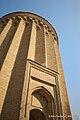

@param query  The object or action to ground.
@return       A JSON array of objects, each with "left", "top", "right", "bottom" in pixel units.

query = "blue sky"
[{"left": 0, "top": 0, "right": 80, "bottom": 117}]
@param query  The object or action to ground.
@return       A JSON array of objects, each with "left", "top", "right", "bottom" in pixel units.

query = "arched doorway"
[
  {"left": 29, "top": 109, "right": 46, "bottom": 120},
  {"left": 30, "top": 86, "right": 54, "bottom": 120}
]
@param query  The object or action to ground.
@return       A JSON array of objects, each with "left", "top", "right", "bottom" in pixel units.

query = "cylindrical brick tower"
[{"left": 0, "top": 12, "right": 72, "bottom": 120}]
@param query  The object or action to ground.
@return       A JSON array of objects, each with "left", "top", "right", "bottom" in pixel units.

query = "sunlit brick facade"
[{"left": 0, "top": 12, "right": 72, "bottom": 120}]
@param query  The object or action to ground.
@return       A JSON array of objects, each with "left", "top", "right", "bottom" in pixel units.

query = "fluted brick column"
[
  {"left": 54, "top": 40, "right": 72, "bottom": 120},
  {"left": 0, "top": 19, "right": 12, "bottom": 46},
  {"left": 45, "top": 31, "right": 57, "bottom": 71},
  {"left": 27, "top": 20, "right": 36, "bottom": 60},
  {"left": 19, "top": 20, "right": 37, "bottom": 120},
  {"left": 35, "top": 25, "right": 45, "bottom": 65},
  {"left": 0, "top": 19, "right": 19, "bottom": 70},
  {"left": 0, "top": 21, "right": 6, "bottom": 34},
  {"left": 0, "top": 18, "right": 25, "bottom": 115}
]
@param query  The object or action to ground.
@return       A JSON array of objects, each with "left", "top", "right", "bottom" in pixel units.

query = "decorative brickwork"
[{"left": 0, "top": 12, "right": 72, "bottom": 120}]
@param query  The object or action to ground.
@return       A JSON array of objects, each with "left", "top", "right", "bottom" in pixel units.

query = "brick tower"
[{"left": 0, "top": 12, "right": 72, "bottom": 120}]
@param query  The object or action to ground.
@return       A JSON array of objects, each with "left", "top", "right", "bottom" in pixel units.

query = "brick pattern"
[
  {"left": 0, "top": 20, "right": 19, "bottom": 70},
  {"left": 35, "top": 26, "right": 45, "bottom": 65},
  {"left": 45, "top": 33, "right": 57, "bottom": 72},
  {"left": 54, "top": 40, "right": 72, "bottom": 120},
  {"left": 0, "top": 19, "right": 25, "bottom": 120},
  {"left": 0, "top": 12, "right": 72, "bottom": 120},
  {"left": 0, "top": 19, "right": 12, "bottom": 46}
]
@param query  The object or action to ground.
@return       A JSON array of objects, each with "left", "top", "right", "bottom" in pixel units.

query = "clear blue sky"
[{"left": 0, "top": 0, "right": 80, "bottom": 117}]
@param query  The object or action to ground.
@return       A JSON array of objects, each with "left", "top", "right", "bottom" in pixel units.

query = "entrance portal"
[{"left": 29, "top": 109, "right": 46, "bottom": 120}]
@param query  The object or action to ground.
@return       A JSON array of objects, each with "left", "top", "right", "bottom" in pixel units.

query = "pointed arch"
[
  {"left": 31, "top": 86, "right": 54, "bottom": 120},
  {"left": 31, "top": 86, "right": 53, "bottom": 101}
]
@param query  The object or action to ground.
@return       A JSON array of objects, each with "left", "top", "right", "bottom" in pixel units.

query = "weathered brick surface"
[
  {"left": 0, "top": 21, "right": 6, "bottom": 34},
  {"left": 0, "top": 21, "right": 19, "bottom": 70},
  {"left": 0, "top": 19, "right": 25, "bottom": 119},
  {"left": 0, "top": 12, "right": 72, "bottom": 120},
  {"left": 45, "top": 33, "right": 57, "bottom": 71},
  {"left": 35, "top": 26, "right": 45, "bottom": 65},
  {"left": 0, "top": 19, "right": 12, "bottom": 46},
  {"left": 54, "top": 40, "right": 72, "bottom": 120}
]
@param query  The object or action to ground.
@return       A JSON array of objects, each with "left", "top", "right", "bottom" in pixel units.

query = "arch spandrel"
[{"left": 31, "top": 86, "right": 54, "bottom": 101}]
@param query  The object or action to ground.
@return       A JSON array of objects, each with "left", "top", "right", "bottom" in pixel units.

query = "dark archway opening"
[{"left": 29, "top": 109, "right": 46, "bottom": 120}]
